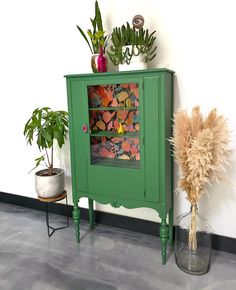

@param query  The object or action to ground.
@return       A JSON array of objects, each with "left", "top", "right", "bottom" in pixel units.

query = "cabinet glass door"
[{"left": 88, "top": 83, "right": 140, "bottom": 169}]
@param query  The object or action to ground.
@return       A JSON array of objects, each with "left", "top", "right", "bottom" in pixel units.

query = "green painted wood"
[
  {"left": 91, "top": 158, "right": 140, "bottom": 169},
  {"left": 88, "top": 199, "right": 94, "bottom": 229},
  {"left": 65, "top": 68, "right": 174, "bottom": 79},
  {"left": 88, "top": 165, "right": 144, "bottom": 200},
  {"left": 160, "top": 218, "right": 169, "bottom": 265},
  {"left": 77, "top": 191, "right": 167, "bottom": 212},
  {"left": 66, "top": 80, "right": 88, "bottom": 196},
  {"left": 87, "top": 76, "right": 145, "bottom": 201},
  {"left": 143, "top": 72, "right": 173, "bottom": 218},
  {"left": 167, "top": 71, "right": 174, "bottom": 247},
  {"left": 65, "top": 68, "right": 174, "bottom": 264},
  {"left": 162, "top": 72, "right": 173, "bottom": 214},
  {"left": 144, "top": 76, "right": 162, "bottom": 204},
  {"left": 72, "top": 204, "right": 80, "bottom": 242}
]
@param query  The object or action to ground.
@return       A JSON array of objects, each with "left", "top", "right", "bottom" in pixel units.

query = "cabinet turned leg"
[
  {"left": 160, "top": 218, "right": 169, "bottom": 265},
  {"left": 168, "top": 207, "right": 174, "bottom": 247},
  {"left": 88, "top": 198, "right": 94, "bottom": 229},
  {"left": 72, "top": 204, "right": 80, "bottom": 242}
]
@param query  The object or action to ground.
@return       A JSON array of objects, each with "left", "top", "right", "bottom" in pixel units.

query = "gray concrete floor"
[{"left": 0, "top": 202, "right": 236, "bottom": 290}]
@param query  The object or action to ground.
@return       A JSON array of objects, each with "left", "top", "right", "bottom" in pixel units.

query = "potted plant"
[
  {"left": 76, "top": 0, "right": 108, "bottom": 72},
  {"left": 107, "top": 21, "right": 157, "bottom": 71},
  {"left": 23, "top": 107, "right": 69, "bottom": 198}
]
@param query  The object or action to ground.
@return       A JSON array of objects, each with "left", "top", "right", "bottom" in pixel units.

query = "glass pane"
[
  {"left": 88, "top": 83, "right": 139, "bottom": 108},
  {"left": 88, "top": 82, "right": 140, "bottom": 169},
  {"left": 90, "top": 136, "right": 140, "bottom": 169},
  {"left": 90, "top": 109, "right": 139, "bottom": 133}
]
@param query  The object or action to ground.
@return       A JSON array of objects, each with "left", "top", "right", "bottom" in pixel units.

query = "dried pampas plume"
[{"left": 170, "top": 106, "right": 231, "bottom": 250}]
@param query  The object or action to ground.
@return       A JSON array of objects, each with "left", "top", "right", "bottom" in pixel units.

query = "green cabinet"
[{"left": 65, "top": 69, "right": 174, "bottom": 264}]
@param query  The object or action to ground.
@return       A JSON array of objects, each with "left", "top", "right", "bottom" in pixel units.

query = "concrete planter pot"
[
  {"left": 119, "top": 45, "right": 147, "bottom": 71},
  {"left": 35, "top": 168, "right": 65, "bottom": 198}
]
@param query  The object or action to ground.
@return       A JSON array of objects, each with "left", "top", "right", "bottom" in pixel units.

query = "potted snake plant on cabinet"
[
  {"left": 107, "top": 21, "right": 157, "bottom": 71},
  {"left": 23, "top": 107, "right": 69, "bottom": 198}
]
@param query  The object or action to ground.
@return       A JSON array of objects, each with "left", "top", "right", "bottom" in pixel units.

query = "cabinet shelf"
[
  {"left": 92, "top": 157, "right": 140, "bottom": 169},
  {"left": 89, "top": 107, "right": 139, "bottom": 111},
  {"left": 90, "top": 131, "right": 140, "bottom": 138}
]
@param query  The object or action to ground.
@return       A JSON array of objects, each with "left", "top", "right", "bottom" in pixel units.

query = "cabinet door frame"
[{"left": 83, "top": 76, "right": 146, "bottom": 200}]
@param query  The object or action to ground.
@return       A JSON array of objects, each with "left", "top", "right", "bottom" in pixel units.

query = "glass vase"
[
  {"left": 91, "top": 53, "right": 99, "bottom": 73},
  {"left": 91, "top": 47, "right": 107, "bottom": 73},
  {"left": 175, "top": 205, "right": 212, "bottom": 275},
  {"left": 97, "top": 46, "right": 107, "bottom": 73}
]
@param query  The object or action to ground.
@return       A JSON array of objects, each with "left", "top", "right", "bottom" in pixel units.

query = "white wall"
[{"left": 0, "top": 0, "right": 236, "bottom": 238}]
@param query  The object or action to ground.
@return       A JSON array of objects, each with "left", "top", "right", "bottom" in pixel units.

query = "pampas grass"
[{"left": 171, "top": 106, "right": 230, "bottom": 250}]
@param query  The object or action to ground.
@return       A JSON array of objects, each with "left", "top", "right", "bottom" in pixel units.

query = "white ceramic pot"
[
  {"left": 35, "top": 168, "right": 65, "bottom": 198},
  {"left": 119, "top": 45, "right": 147, "bottom": 71}
]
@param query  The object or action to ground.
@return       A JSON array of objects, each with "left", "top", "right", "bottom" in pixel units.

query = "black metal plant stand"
[{"left": 38, "top": 190, "right": 69, "bottom": 237}]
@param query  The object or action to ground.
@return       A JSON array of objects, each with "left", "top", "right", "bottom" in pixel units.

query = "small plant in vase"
[
  {"left": 24, "top": 107, "right": 69, "bottom": 198},
  {"left": 170, "top": 106, "right": 231, "bottom": 275},
  {"left": 76, "top": 0, "right": 108, "bottom": 72}
]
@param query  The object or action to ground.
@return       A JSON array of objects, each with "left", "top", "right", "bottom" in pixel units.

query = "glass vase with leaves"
[{"left": 76, "top": 0, "right": 108, "bottom": 72}]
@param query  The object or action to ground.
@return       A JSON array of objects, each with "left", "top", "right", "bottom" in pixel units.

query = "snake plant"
[{"left": 77, "top": 0, "right": 108, "bottom": 54}]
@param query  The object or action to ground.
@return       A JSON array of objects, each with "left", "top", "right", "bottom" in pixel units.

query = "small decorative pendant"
[{"left": 118, "top": 123, "right": 124, "bottom": 134}]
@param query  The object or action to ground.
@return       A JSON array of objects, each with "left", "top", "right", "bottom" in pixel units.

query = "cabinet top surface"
[{"left": 64, "top": 68, "right": 174, "bottom": 79}]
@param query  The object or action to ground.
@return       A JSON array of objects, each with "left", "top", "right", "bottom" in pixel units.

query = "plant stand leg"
[
  {"left": 168, "top": 206, "right": 174, "bottom": 247},
  {"left": 44, "top": 195, "right": 70, "bottom": 237},
  {"left": 160, "top": 218, "right": 169, "bottom": 265},
  {"left": 88, "top": 198, "right": 94, "bottom": 229},
  {"left": 45, "top": 203, "right": 54, "bottom": 237},
  {"left": 72, "top": 203, "right": 80, "bottom": 242}
]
